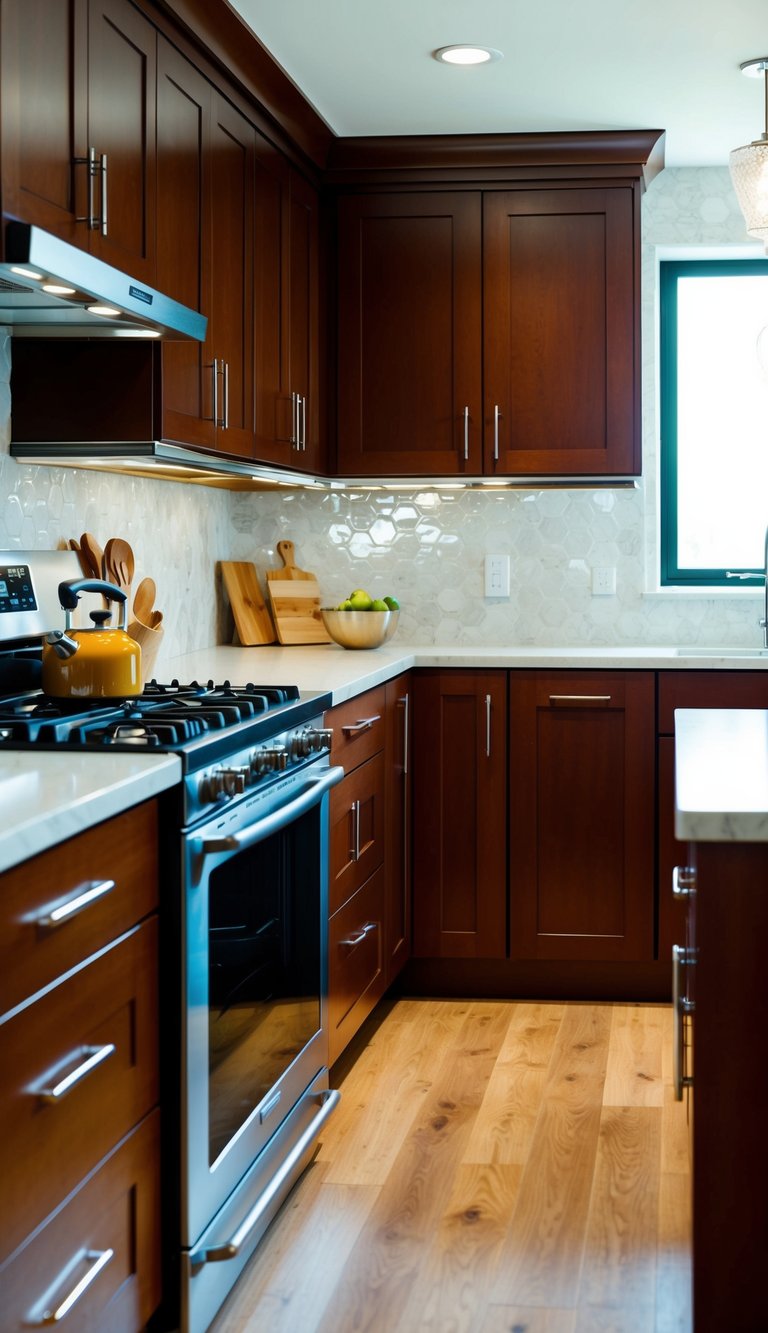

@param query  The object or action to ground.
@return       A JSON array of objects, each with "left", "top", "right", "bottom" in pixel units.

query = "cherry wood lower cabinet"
[
  {"left": 0, "top": 799, "right": 162, "bottom": 1327},
  {"left": 509, "top": 671, "right": 655, "bottom": 962},
  {"left": 412, "top": 671, "right": 507, "bottom": 958},
  {"left": 686, "top": 839, "right": 768, "bottom": 1333}
]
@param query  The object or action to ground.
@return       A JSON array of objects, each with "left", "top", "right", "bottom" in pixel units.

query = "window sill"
[{"left": 643, "top": 587, "right": 763, "bottom": 600}]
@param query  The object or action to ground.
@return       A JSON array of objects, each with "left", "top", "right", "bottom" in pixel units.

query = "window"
[{"left": 659, "top": 259, "right": 768, "bottom": 586}]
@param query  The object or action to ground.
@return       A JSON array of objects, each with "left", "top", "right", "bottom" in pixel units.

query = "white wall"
[{"left": 1, "top": 167, "right": 765, "bottom": 656}]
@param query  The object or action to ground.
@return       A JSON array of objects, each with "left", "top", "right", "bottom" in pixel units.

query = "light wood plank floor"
[{"left": 210, "top": 1000, "right": 691, "bottom": 1333}]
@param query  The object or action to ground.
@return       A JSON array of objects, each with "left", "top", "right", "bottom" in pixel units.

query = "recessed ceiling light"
[
  {"left": 86, "top": 304, "right": 122, "bottom": 317},
  {"left": 433, "top": 45, "right": 503, "bottom": 66},
  {"left": 41, "top": 282, "right": 76, "bottom": 295}
]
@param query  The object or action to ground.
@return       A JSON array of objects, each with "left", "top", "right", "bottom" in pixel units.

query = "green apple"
[
  {"left": 348, "top": 589, "right": 373, "bottom": 611},
  {"left": 371, "top": 598, "right": 389, "bottom": 612},
  {"left": 383, "top": 595, "right": 400, "bottom": 611},
  {"left": 336, "top": 599, "right": 354, "bottom": 610}
]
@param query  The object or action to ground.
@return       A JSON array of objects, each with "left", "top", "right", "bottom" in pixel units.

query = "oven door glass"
[{"left": 207, "top": 805, "right": 321, "bottom": 1166}]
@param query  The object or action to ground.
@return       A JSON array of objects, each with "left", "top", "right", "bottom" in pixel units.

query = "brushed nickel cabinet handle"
[
  {"left": 353, "top": 799, "right": 361, "bottom": 861},
  {"left": 291, "top": 391, "right": 299, "bottom": 447},
  {"left": 36, "top": 1043, "right": 116, "bottom": 1104},
  {"left": 74, "top": 147, "right": 98, "bottom": 228},
  {"left": 31, "top": 1247, "right": 114, "bottom": 1324},
  {"left": 223, "top": 360, "right": 230, "bottom": 430},
  {"left": 400, "top": 693, "right": 409, "bottom": 777},
  {"left": 672, "top": 944, "right": 695, "bottom": 1101},
  {"left": 463, "top": 406, "right": 469, "bottom": 461},
  {"left": 301, "top": 394, "right": 307, "bottom": 451},
  {"left": 493, "top": 404, "right": 500, "bottom": 461},
  {"left": 548, "top": 694, "right": 613, "bottom": 706},
  {"left": 341, "top": 715, "right": 381, "bottom": 736},
  {"left": 672, "top": 865, "right": 697, "bottom": 899},
  {"left": 99, "top": 152, "right": 108, "bottom": 235},
  {"left": 210, "top": 358, "right": 219, "bottom": 426},
  {"left": 485, "top": 693, "right": 492, "bottom": 758},
  {"left": 36, "top": 879, "right": 116, "bottom": 930}
]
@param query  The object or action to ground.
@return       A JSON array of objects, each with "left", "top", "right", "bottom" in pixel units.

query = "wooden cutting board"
[
  {"left": 220, "top": 562, "right": 276, "bottom": 645},
  {"left": 265, "top": 540, "right": 331, "bottom": 644}
]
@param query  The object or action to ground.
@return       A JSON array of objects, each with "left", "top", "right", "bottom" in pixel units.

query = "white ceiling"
[{"left": 229, "top": 0, "right": 767, "bottom": 167}]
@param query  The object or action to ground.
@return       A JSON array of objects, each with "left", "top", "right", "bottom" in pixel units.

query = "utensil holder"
[{"left": 127, "top": 618, "right": 164, "bottom": 686}]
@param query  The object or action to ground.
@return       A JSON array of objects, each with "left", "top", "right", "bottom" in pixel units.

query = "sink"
[{"left": 675, "top": 647, "right": 768, "bottom": 657}]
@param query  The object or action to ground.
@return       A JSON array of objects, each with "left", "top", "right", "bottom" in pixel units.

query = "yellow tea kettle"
[{"left": 42, "top": 579, "right": 142, "bottom": 699}]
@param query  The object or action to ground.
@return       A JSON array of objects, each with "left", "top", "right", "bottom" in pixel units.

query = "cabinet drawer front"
[
  {"left": 0, "top": 918, "right": 158, "bottom": 1264},
  {"left": 0, "top": 799, "right": 159, "bottom": 1015},
  {"left": 328, "top": 684, "right": 386, "bottom": 771},
  {"left": 328, "top": 865, "right": 386, "bottom": 1066},
  {"left": 658, "top": 670, "right": 768, "bottom": 734},
  {"left": 329, "top": 751, "right": 385, "bottom": 916},
  {"left": 0, "top": 1108, "right": 161, "bottom": 1333}
]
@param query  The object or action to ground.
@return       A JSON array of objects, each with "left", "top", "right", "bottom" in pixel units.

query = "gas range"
[{"left": 0, "top": 678, "right": 333, "bottom": 824}]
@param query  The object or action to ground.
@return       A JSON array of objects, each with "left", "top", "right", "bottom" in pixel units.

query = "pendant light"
[{"left": 729, "top": 58, "right": 768, "bottom": 251}]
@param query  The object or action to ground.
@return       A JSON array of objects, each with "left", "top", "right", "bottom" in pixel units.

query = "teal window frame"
[{"left": 659, "top": 257, "right": 768, "bottom": 586}]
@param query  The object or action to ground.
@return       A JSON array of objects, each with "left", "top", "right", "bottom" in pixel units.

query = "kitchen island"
[{"left": 673, "top": 707, "right": 768, "bottom": 1333}]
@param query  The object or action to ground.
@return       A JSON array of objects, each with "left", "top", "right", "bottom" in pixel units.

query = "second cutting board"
[{"left": 266, "top": 541, "right": 331, "bottom": 644}]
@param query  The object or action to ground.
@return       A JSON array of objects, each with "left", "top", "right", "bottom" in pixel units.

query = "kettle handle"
[{"left": 58, "top": 579, "right": 127, "bottom": 630}]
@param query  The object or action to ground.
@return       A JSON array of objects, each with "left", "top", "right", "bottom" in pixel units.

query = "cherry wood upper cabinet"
[
  {"left": 336, "top": 192, "right": 483, "bottom": 476},
  {"left": 412, "top": 671, "right": 507, "bottom": 958},
  {"left": 286, "top": 170, "right": 322, "bottom": 470},
  {"left": 483, "top": 188, "right": 637, "bottom": 476},
  {"left": 509, "top": 671, "right": 655, "bottom": 962},
  {"left": 334, "top": 182, "right": 641, "bottom": 478},
  {"left": 1, "top": 0, "right": 156, "bottom": 283}
]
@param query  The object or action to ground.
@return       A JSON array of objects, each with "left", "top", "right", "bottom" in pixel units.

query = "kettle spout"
[{"left": 45, "top": 630, "right": 80, "bottom": 660}]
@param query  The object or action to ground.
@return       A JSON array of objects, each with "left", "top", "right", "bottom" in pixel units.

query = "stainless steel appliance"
[{"left": 0, "top": 551, "right": 342, "bottom": 1333}]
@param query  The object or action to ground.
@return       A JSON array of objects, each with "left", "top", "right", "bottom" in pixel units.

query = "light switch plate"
[
  {"left": 592, "top": 566, "right": 617, "bottom": 596},
  {"left": 485, "top": 554, "right": 510, "bottom": 598}
]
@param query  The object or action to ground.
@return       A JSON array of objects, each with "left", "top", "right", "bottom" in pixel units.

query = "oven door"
[{"left": 182, "top": 761, "right": 343, "bottom": 1248}]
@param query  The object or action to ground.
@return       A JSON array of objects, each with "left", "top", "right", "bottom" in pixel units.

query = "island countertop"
[{"left": 675, "top": 708, "right": 768, "bottom": 842}]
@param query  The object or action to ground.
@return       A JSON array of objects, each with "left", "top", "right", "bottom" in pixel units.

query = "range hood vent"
[{"left": 0, "top": 222, "right": 206, "bottom": 340}]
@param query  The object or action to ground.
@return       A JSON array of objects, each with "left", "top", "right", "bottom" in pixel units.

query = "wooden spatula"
[{"left": 132, "top": 577, "right": 156, "bottom": 624}]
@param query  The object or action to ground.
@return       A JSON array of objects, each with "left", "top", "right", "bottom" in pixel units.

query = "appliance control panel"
[{"left": 188, "top": 719, "right": 334, "bottom": 822}]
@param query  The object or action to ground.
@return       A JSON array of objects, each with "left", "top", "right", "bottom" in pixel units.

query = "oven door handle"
[
  {"left": 189, "top": 1087, "right": 341, "bottom": 1266},
  {"left": 198, "top": 766, "right": 344, "bottom": 859}
]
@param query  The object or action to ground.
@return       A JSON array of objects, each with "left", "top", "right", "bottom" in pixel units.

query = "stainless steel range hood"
[{"left": 0, "top": 222, "right": 206, "bottom": 340}]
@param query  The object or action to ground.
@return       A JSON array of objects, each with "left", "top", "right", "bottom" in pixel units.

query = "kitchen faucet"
[{"left": 726, "top": 522, "right": 768, "bottom": 647}]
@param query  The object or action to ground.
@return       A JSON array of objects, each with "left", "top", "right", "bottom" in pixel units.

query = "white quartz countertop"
[
  {"left": 166, "top": 642, "right": 768, "bottom": 706},
  {"left": 0, "top": 751, "right": 181, "bottom": 874},
  {"left": 675, "top": 709, "right": 768, "bottom": 842}
]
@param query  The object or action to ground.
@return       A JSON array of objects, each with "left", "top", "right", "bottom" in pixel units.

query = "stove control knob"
[
  {"left": 289, "top": 729, "right": 312, "bottom": 760},
  {"left": 221, "top": 766, "right": 249, "bottom": 795},
  {"left": 307, "top": 727, "right": 333, "bottom": 752},
  {"left": 261, "top": 746, "right": 288, "bottom": 772}
]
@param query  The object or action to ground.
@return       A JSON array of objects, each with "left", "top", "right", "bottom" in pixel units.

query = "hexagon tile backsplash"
[{"left": 0, "top": 169, "right": 764, "bottom": 659}]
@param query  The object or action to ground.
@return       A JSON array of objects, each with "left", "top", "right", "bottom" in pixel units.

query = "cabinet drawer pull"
[
  {"left": 462, "top": 405, "right": 469, "bottom": 461},
  {"left": 340, "top": 922, "right": 377, "bottom": 950},
  {"left": 341, "top": 715, "right": 381, "bottom": 736},
  {"left": 493, "top": 404, "right": 501, "bottom": 461},
  {"left": 36, "top": 879, "right": 116, "bottom": 931},
  {"left": 223, "top": 359, "right": 230, "bottom": 430},
  {"left": 32, "top": 1247, "right": 114, "bottom": 1324},
  {"left": 36, "top": 1043, "right": 116, "bottom": 1104},
  {"left": 672, "top": 865, "right": 696, "bottom": 898},
  {"left": 485, "top": 693, "right": 492, "bottom": 758},
  {"left": 548, "top": 694, "right": 613, "bottom": 706},
  {"left": 672, "top": 944, "right": 695, "bottom": 1101}
]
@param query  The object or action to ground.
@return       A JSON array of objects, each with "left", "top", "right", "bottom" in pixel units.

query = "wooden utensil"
[
  {"left": 79, "top": 533, "right": 104, "bottom": 582},
  {"left": 265, "top": 541, "right": 330, "bottom": 645},
  {"left": 133, "top": 577, "right": 156, "bottom": 623},
  {"left": 103, "top": 537, "right": 134, "bottom": 593},
  {"left": 220, "top": 562, "right": 276, "bottom": 645}
]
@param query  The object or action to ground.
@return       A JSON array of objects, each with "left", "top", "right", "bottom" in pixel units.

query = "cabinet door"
[
  {"left": 384, "top": 674, "right": 411, "bottom": 984},
  {"left": 156, "top": 37, "right": 215, "bottom": 449},
  {"left": 207, "top": 92, "right": 255, "bottom": 457},
  {"left": 412, "top": 671, "right": 506, "bottom": 958},
  {"left": 509, "top": 671, "right": 654, "bottom": 961},
  {"left": 87, "top": 0, "right": 156, "bottom": 283},
  {"left": 484, "top": 187, "right": 638, "bottom": 476},
  {"left": 336, "top": 192, "right": 483, "bottom": 476},
  {"left": 329, "top": 751, "right": 386, "bottom": 916},
  {"left": 252, "top": 136, "right": 290, "bottom": 464},
  {"left": 0, "top": 0, "right": 88, "bottom": 245}
]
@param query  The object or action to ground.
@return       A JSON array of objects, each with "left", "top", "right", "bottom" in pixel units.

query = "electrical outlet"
[
  {"left": 592, "top": 566, "right": 617, "bottom": 596},
  {"left": 484, "top": 554, "right": 510, "bottom": 598}
]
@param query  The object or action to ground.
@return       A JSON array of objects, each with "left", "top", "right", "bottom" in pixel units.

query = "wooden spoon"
[
  {"left": 103, "top": 537, "right": 135, "bottom": 597},
  {"left": 132, "top": 577, "right": 156, "bottom": 623},
  {"left": 80, "top": 532, "right": 104, "bottom": 582}
]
